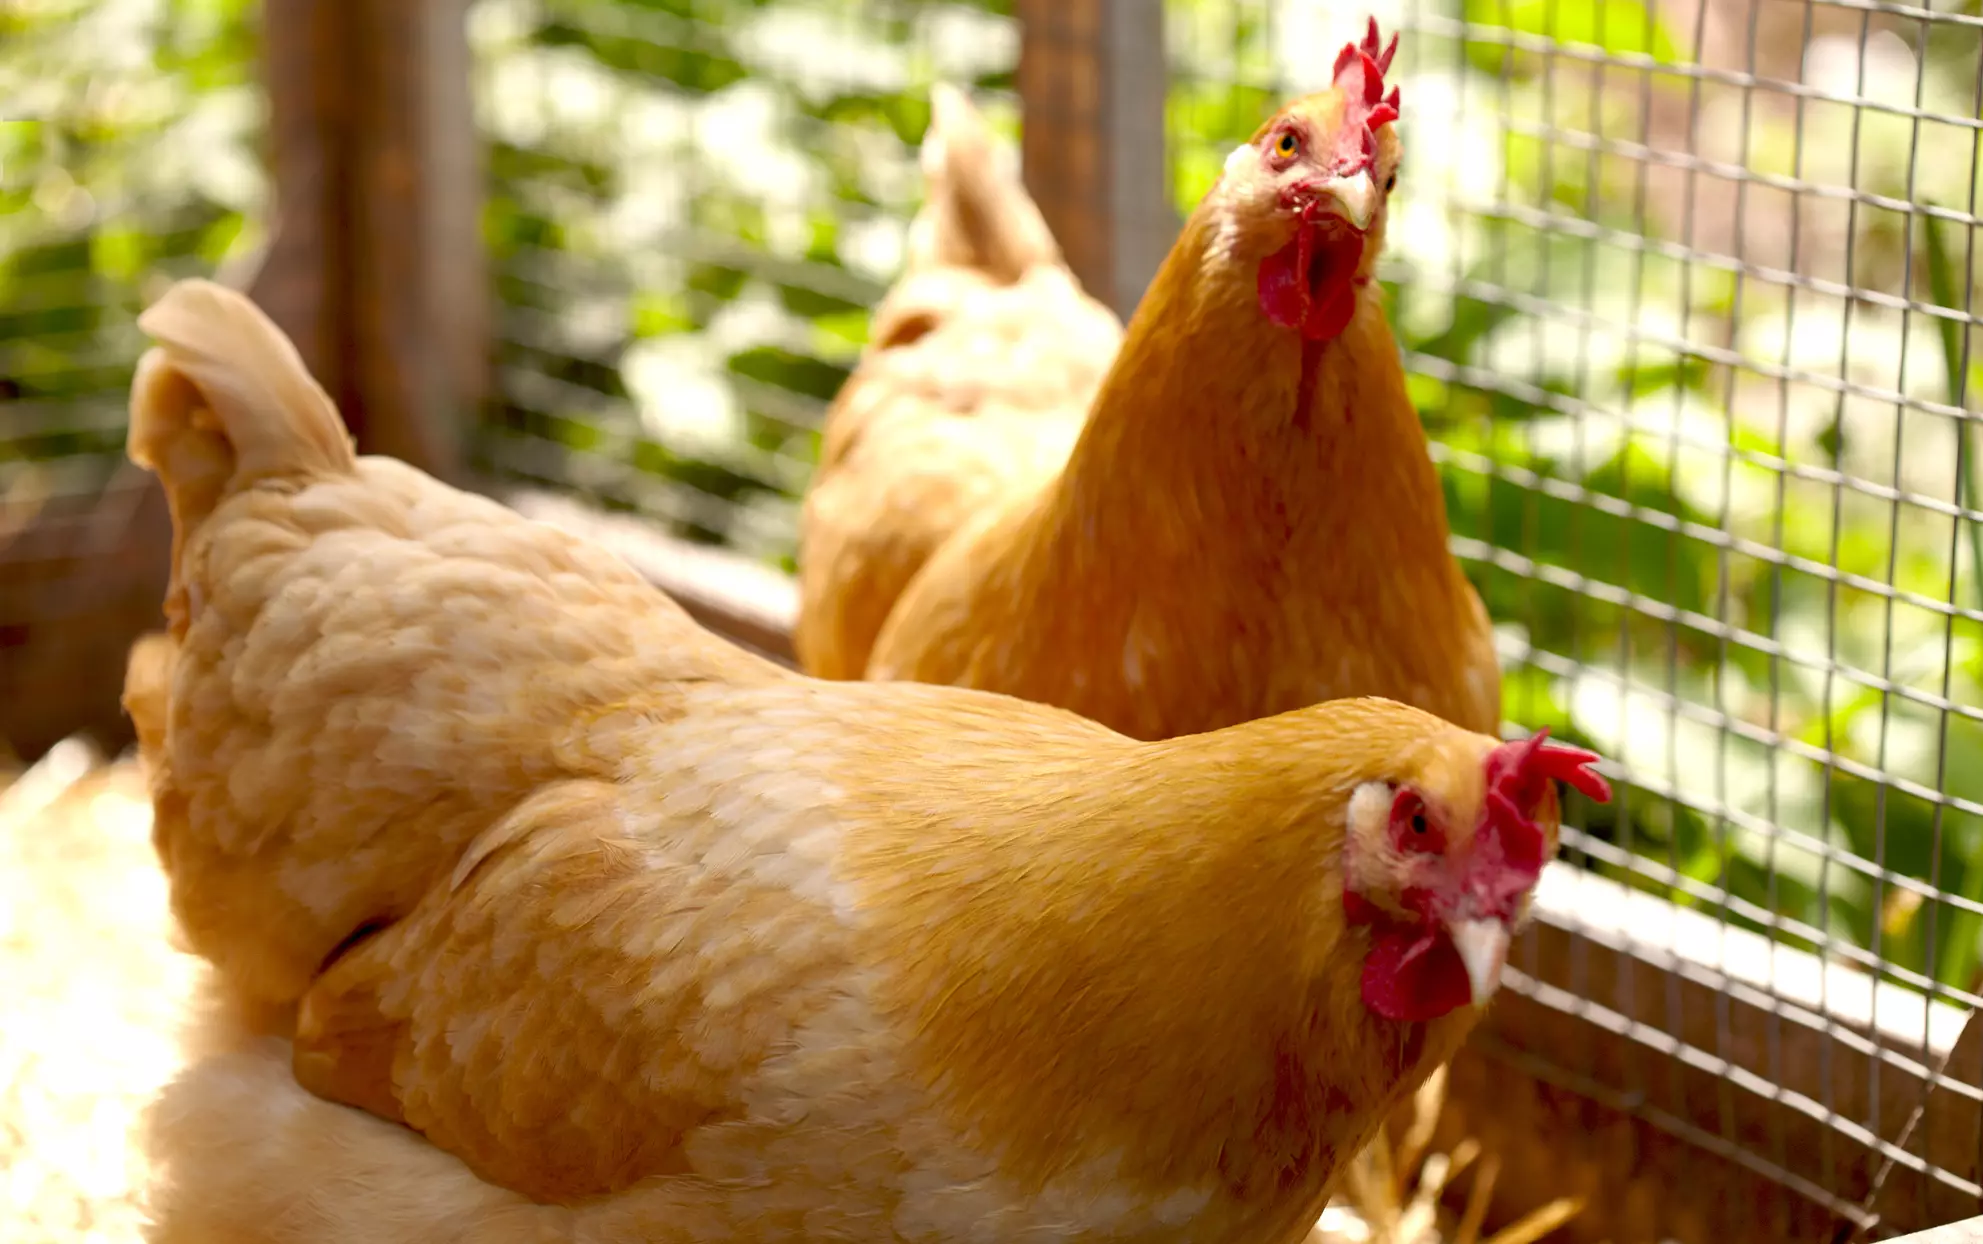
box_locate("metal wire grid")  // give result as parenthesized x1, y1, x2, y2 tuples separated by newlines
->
(1168, 0, 1983, 1230)
(470, 0, 1021, 570)
(0, 1, 265, 761)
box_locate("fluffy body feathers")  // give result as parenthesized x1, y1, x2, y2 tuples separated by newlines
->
(124, 280, 1597, 1243)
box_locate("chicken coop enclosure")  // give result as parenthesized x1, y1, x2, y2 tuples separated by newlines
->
(5, 0, 1983, 1240)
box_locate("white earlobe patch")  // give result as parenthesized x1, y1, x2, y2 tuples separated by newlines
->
(1222, 142, 1257, 178)
(1348, 781, 1394, 834)
(1342, 781, 1397, 896)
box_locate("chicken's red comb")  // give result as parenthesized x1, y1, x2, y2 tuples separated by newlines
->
(1486, 728, 1612, 806)
(1479, 729, 1613, 875)
(1328, 18, 1402, 175)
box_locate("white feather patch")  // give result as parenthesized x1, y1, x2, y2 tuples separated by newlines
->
(1205, 142, 1259, 267)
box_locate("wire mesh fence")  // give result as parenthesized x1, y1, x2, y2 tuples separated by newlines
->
(470, 0, 1023, 568)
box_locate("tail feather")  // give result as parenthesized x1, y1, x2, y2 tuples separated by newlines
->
(127, 278, 356, 632)
(906, 84, 1061, 283)
(128, 279, 354, 524)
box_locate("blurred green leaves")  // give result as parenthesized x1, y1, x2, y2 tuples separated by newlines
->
(1462, 0, 1682, 76)
(0, 0, 263, 483)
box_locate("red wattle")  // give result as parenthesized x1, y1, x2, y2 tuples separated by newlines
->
(1360, 926, 1473, 1022)
(1257, 233, 1313, 332)
(1257, 226, 1364, 343)
(1305, 281, 1358, 341)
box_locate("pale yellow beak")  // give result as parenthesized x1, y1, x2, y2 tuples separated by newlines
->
(1450, 917, 1511, 1007)
(1315, 170, 1380, 232)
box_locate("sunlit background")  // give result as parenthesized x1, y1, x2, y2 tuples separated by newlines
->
(6, 0, 1983, 1238)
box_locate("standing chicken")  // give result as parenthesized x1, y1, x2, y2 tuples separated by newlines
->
(799, 22, 1501, 742)
(125, 279, 1608, 1244)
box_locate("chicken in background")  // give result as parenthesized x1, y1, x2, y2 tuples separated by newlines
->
(796, 80, 1121, 682)
(124, 279, 1608, 1244)
(798, 22, 1503, 742)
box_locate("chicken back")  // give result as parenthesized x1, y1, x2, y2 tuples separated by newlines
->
(127, 279, 1606, 1244)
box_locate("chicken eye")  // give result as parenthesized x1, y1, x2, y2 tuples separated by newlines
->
(1389, 789, 1443, 853)
(1384, 171, 1398, 193)
(1274, 130, 1300, 159)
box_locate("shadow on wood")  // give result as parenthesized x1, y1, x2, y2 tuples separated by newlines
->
(0, 466, 169, 764)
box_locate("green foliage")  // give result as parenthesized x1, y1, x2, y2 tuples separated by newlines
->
(0, 0, 264, 484)
(470, 0, 1008, 561)
(1460, 0, 1682, 76)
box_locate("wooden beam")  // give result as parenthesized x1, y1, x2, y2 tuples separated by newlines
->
(253, 0, 485, 483)
(1015, 0, 1173, 318)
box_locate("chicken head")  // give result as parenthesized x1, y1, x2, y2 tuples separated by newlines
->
(1340, 727, 1611, 1022)
(1239, 18, 1404, 345)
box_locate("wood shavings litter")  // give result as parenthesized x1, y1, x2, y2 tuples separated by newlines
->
(1, 738, 197, 1244)
(1312, 1066, 1587, 1244)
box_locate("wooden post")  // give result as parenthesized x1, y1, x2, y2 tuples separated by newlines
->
(252, 0, 485, 482)
(1015, 0, 1173, 319)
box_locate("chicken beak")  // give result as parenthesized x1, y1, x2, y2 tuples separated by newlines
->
(1450, 917, 1511, 1007)
(1314, 171, 1379, 232)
